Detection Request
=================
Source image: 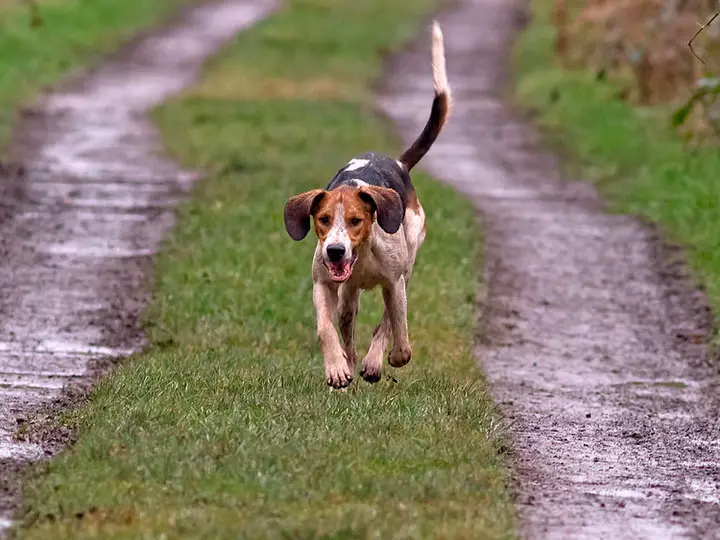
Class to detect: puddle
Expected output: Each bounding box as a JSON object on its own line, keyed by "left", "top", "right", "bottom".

{"left": 0, "top": 0, "right": 277, "bottom": 533}
{"left": 0, "top": 442, "right": 43, "bottom": 461}
{"left": 0, "top": 341, "right": 133, "bottom": 356}
{"left": 0, "top": 377, "right": 71, "bottom": 391}
{"left": 686, "top": 479, "right": 720, "bottom": 505}
{"left": 40, "top": 244, "right": 157, "bottom": 258}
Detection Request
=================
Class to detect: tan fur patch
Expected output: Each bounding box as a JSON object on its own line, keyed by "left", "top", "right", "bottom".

{"left": 406, "top": 190, "right": 427, "bottom": 235}
{"left": 406, "top": 189, "right": 420, "bottom": 211}
{"left": 312, "top": 187, "right": 374, "bottom": 249}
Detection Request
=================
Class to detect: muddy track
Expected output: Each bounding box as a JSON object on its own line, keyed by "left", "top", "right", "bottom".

{"left": 381, "top": 0, "right": 720, "bottom": 537}
{"left": 0, "top": 0, "right": 276, "bottom": 532}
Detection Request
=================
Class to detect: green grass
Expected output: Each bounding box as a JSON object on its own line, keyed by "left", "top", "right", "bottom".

{"left": 515, "top": 0, "right": 720, "bottom": 341}
{"left": 0, "top": 0, "right": 197, "bottom": 149}
{"left": 16, "top": 0, "right": 516, "bottom": 538}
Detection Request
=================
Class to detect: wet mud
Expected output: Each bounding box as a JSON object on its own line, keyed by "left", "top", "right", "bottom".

{"left": 0, "top": 0, "right": 276, "bottom": 532}
{"left": 381, "top": 0, "right": 720, "bottom": 537}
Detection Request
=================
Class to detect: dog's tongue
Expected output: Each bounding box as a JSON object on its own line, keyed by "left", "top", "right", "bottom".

{"left": 329, "top": 260, "right": 352, "bottom": 281}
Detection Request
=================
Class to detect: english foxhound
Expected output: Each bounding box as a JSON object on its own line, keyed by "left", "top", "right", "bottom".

{"left": 283, "top": 22, "right": 452, "bottom": 388}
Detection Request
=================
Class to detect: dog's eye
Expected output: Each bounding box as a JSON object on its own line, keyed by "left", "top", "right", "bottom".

{"left": 350, "top": 218, "right": 363, "bottom": 227}
{"left": 318, "top": 216, "right": 330, "bottom": 226}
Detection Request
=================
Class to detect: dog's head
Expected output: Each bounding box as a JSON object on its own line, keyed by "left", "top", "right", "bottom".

{"left": 284, "top": 185, "right": 404, "bottom": 282}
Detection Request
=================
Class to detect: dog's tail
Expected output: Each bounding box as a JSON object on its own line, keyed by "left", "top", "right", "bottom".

{"left": 398, "top": 21, "right": 453, "bottom": 171}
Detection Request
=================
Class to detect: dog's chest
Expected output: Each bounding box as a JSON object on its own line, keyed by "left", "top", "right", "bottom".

{"left": 350, "top": 225, "right": 409, "bottom": 289}
{"left": 349, "top": 256, "right": 385, "bottom": 289}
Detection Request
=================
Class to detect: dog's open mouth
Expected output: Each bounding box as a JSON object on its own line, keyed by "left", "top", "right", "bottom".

{"left": 325, "top": 253, "right": 357, "bottom": 282}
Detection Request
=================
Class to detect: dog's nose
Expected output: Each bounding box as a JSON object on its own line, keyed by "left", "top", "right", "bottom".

{"left": 326, "top": 243, "right": 346, "bottom": 262}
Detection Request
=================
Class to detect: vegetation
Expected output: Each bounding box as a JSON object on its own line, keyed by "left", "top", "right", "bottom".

{"left": 0, "top": 0, "right": 194, "bottom": 149}
{"left": 517, "top": 0, "right": 720, "bottom": 343}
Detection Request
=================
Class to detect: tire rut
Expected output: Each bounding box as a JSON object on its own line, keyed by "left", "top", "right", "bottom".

{"left": 380, "top": 0, "right": 720, "bottom": 538}
{"left": 0, "top": 0, "right": 276, "bottom": 533}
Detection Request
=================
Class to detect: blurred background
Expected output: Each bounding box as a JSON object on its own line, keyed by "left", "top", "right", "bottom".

{"left": 552, "top": 0, "right": 720, "bottom": 135}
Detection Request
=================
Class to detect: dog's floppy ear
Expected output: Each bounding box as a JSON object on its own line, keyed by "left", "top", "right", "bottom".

{"left": 358, "top": 186, "right": 404, "bottom": 234}
{"left": 284, "top": 189, "right": 326, "bottom": 241}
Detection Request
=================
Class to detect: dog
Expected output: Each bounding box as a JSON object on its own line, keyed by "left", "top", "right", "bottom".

{"left": 283, "top": 21, "right": 452, "bottom": 388}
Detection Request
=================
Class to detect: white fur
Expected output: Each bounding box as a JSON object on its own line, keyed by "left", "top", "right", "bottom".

{"left": 323, "top": 202, "right": 352, "bottom": 264}
{"left": 344, "top": 158, "right": 369, "bottom": 172}
{"left": 432, "top": 21, "right": 452, "bottom": 112}
{"left": 349, "top": 178, "right": 369, "bottom": 187}
{"left": 403, "top": 205, "right": 426, "bottom": 271}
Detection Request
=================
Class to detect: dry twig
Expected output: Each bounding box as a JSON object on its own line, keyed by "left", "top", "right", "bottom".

{"left": 689, "top": 11, "right": 719, "bottom": 64}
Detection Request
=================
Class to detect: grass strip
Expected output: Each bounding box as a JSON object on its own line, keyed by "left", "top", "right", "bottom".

{"left": 0, "top": 0, "right": 196, "bottom": 150}
{"left": 18, "top": 0, "right": 516, "bottom": 538}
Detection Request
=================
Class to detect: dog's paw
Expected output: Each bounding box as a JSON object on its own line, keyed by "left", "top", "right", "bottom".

{"left": 388, "top": 344, "right": 412, "bottom": 368}
{"left": 360, "top": 361, "right": 382, "bottom": 383}
{"left": 326, "top": 363, "right": 354, "bottom": 389}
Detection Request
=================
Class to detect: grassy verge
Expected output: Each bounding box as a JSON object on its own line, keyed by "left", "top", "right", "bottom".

{"left": 0, "top": 0, "right": 196, "bottom": 149}
{"left": 17, "top": 0, "right": 516, "bottom": 538}
{"left": 515, "top": 0, "right": 720, "bottom": 341}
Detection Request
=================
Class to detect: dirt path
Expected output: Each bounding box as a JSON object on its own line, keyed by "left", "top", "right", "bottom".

{"left": 0, "top": 0, "right": 276, "bottom": 532}
{"left": 381, "top": 0, "right": 720, "bottom": 537}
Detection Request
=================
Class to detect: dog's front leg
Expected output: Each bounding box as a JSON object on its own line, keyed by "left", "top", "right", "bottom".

{"left": 361, "top": 269, "right": 416, "bottom": 382}
{"left": 384, "top": 276, "right": 412, "bottom": 368}
{"left": 337, "top": 285, "right": 359, "bottom": 373}
{"left": 313, "top": 281, "right": 353, "bottom": 388}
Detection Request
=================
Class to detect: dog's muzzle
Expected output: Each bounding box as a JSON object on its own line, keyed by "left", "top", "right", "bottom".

{"left": 324, "top": 243, "right": 356, "bottom": 282}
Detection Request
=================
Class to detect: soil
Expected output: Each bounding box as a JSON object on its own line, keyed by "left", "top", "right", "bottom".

{"left": 380, "top": 0, "right": 720, "bottom": 538}
{"left": 0, "top": 0, "right": 277, "bottom": 533}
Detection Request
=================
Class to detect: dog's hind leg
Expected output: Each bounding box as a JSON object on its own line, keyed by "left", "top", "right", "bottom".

{"left": 338, "top": 285, "right": 359, "bottom": 373}
{"left": 314, "top": 281, "right": 354, "bottom": 388}
{"left": 385, "top": 276, "right": 412, "bottom": 368}
{"left": 360, "top": 310, "right": 389, "bottom": 383}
